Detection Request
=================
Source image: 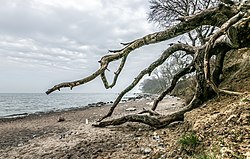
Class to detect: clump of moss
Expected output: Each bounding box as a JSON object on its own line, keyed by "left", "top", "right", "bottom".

{"left": 178, "top": 132, "right": 200, "bottom": 155}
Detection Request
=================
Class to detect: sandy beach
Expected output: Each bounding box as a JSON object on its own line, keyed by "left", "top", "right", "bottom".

{"left": 0, "top": 96, "right": 185, "bottom": 159}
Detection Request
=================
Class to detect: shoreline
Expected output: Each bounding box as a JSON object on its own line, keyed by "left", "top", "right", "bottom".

{"left": 0, "top": 101, "right": 110, "bottom": 122}
{"left": 0, "top": 93, "right": 155, "bottom": 120}
{"left": 0, "top": 95, "right": 184, "bottom": 158}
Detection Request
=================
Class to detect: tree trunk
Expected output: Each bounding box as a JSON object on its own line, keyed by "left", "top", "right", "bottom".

{"left": 47, "top": 2, "right": 250, "bottom": 128}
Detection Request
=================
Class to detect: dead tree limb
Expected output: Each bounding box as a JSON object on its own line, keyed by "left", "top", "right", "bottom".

{"left": 98, "top": 44, "right": 196, "bottom": 121}
{"left": 101, "top": 55, "right": 128, "bottom": 89}
{"left": 204, "top": 11, "right": 245, "bottom": 95}
{"left": 93, "top": 113, "right": 184, "bottom": 128}
{"left": 46, "top": 5, "right": 236, "bottom": 95}
{"left": 93, "top": 96, "right": 202, "bottom": 128}
{"left": 151, "top": 63, "right": 196, "bottom": 111}
{"left": 47, "top": 2, "right": 249, "bottom": 128}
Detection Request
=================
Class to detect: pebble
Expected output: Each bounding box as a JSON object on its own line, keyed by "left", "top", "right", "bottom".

{"left": 114, "top": 144, "right": 122, "bottom": 148}
{"left": 58, "top": 116, "right": 65, "bottom": 122}
{"left": 152, "top": 135, "right": 161, "bottom": 142}
{"left": 17, "top": 143, "right": 24, "bottom": 147}
{"left": 126, "top": 107, "right": 137, "bottom": 111}
{"left": 141, "top": 147, "right": 152, "bottom": 154}
{"left": 158, "top": 143, "right": 165, "bottom": 148}
{"left": 59, "top": 134, "right": 65, "bottom": 139}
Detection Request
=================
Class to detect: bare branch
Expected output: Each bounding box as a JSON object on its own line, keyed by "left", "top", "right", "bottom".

{"left": 120, "top": 40, "right": 135, "bottom": 46}
{"left": 46, "top": 5, "right": 236, "bottom": 95}
{"left": 98, "top": 44, "right": 196, "bottom": 121}
{"left": 151, "top": 63, "right": 195, "bottom": 111}
{"left": 138, "top": 108, "right": 161, "bottom": 116}
{"left": 46, "top": 61, "right": 109, "bottom": 95}
{"left": 101, "top": 55, "right": 128, "bottom": 89}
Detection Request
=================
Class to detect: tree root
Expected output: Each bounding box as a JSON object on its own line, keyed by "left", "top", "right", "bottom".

{"left": 46, "top": 3, "right": 249, "bottom": 128}
{"left": 151, "top": 63, "right": 195, "bottom": 111}
{"left": 93, "top": 113, "right": 184, "bottom": 129}
{"left": 138, "top": 108, "right": 161, "bottom": 116}
{"left": 93, "top": 95, "right": 202, "bottom": 128}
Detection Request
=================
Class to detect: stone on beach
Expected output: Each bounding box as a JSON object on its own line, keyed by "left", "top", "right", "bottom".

{"left": 125, "top": 107, "right": 137, "bottom": 111}
{"left": 58, "top": 116, "right": 65, "bottom": 122}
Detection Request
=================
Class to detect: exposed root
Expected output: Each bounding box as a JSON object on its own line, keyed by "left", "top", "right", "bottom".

{"left": 138, "top": 108, "right": 161, "bottom": 116}
{"left": 46, "top": 3, "right": 249, "bottom": 128}
{"left": 93, "top": 95, "right": 203, "bottom": 128}
{"left": 203, "top": 12, "right": 245, "bottom": 96}
{"left": 93, "top": 113, "right": 184, "bottom": 129}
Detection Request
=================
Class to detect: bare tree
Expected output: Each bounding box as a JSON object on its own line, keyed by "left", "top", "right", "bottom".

{"left": 140, "top": 0, "right": 219, "bottom": 94}
{"left": 47, "top": 0, "right": 250, "bottom": 128}
{"left": 139, "top": 77, "right": 165, "bottom": 93}
{"left": 148, "top": 0, "right": 219, "bottom": 45}
{"left": 140, "top": 51, "right": 193, "bottom": 94}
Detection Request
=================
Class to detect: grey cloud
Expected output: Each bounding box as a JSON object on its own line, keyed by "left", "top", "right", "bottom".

{"left": 0, "top": 0, "right": 170, "bottom": 93}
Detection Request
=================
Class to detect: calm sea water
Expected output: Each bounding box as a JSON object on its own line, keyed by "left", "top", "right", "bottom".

{"left": 0, "top": 93, "right": 120, "bottom": 118}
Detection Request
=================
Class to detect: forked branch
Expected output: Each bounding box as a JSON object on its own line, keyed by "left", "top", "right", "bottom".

{"left": 46, "top": 5, "right": 235, "bottom": 95}
{"left": 151, "top": 63, "right": 196, "bottom": 111}
{"left": 101, "top": 55, "right": 128, "bottom": 89}
{"left": 98, "top": 44, "right": 196, "bottom": 121}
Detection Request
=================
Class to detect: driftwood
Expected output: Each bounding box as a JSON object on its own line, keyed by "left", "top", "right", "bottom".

{"left": 47, "top": 1, "right": 250, "bottom": 128}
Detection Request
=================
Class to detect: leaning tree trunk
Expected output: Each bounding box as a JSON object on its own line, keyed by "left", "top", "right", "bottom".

{"left": 47, "top": 1, "right": 250, "bottom": 128}
{"left": 93, "top": 11, "right": 250, "bottom": 128}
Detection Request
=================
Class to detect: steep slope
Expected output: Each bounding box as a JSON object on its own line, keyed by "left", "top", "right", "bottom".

{"left": 185, "top": 47, "right": 250, "bottom": 158}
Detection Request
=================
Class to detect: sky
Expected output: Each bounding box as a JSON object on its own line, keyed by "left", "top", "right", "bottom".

{"left": 0, "top": 0, "right": 173, "bottom": 93}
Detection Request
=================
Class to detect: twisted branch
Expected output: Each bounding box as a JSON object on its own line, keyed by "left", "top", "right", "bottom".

{"left": 46, "top": 5, "right": 235, "bottom": 95}
{"left": 203, "top": 11, "right": 245, "bottom": 95}
{"left": 93, "top": 112, "right": 184, "bottom": 128}
{"left": 101, "top": 55, "right": 128, "bottom": 89}
{"left": 98, "top": 44, "right": 196, "bottom": 121}
{"left": 151, "top": 63, "right": 196, "bottom": 111}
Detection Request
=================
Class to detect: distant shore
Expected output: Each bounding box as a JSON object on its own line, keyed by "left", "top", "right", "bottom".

{"left": 0, "top": 93, "right": 154, "bottom": 120}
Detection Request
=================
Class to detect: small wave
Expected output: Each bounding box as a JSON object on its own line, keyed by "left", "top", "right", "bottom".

{"left": 2, "top": 113, "right": 29, "bottom": 118}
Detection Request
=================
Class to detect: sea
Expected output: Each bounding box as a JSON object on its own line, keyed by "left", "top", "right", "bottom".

{"left": 0, "top": 93, "right": 123, "bottom": 118}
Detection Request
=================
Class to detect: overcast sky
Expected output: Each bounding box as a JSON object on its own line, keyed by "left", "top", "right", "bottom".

{"left": 0, "top": 0, "right": 173, "bottom": 93}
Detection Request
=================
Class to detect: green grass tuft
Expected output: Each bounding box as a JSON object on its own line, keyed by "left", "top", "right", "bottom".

{"left": 178, "top": 132, "right": 200, "bottom": 155}
{"left": 196, "top": 154, "right": 216, "bottom": 159}
{"left": 178, "top": 133, "right": 200, "bottom": 149}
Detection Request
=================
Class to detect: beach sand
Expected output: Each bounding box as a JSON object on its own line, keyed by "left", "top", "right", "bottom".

{"left": 0, "top": 96, "right": 184, "bottom": 159}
